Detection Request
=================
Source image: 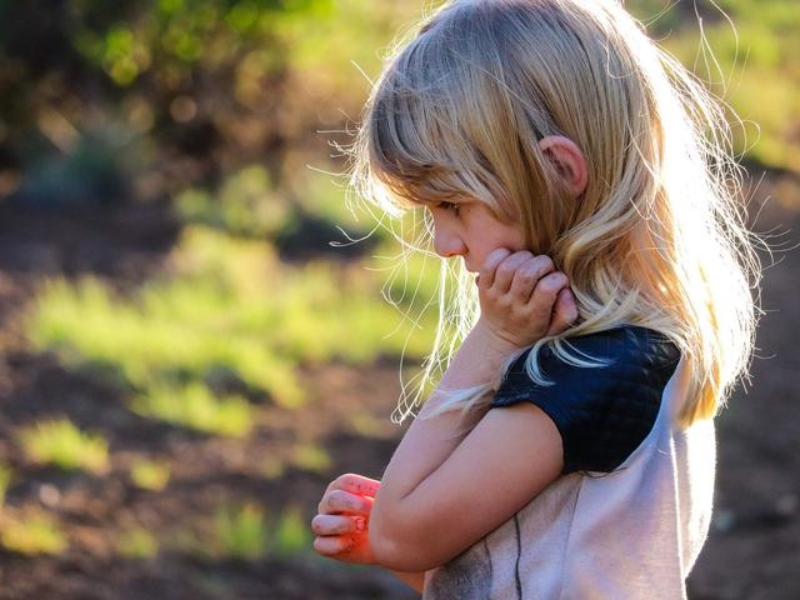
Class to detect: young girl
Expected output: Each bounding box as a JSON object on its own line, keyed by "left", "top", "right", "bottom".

{"left": 312, "top": 0, "right": 759, "bottom": 597}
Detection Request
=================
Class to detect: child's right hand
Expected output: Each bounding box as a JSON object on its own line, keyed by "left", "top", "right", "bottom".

{"left": 476, "top": 248, "right": 577, "bottom": 349}
{"left": 311, "top": 473, "right": 380, "bottom": 565}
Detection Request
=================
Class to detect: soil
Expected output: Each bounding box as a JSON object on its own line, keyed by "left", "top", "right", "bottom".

{"left": 0, "top": 171, "right": 798, "bottom": 599}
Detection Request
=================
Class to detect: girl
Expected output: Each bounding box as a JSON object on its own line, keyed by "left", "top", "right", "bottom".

{"left": 312, "top": 0, "right": 760, "bottom": 598}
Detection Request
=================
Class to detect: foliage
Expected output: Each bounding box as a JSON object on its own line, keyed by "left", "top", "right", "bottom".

{"left": 0, "top": 0, "right": 427, "bottom": 207}
{"left": 289, "top": 443, "right": 332, "bottom": 474}
{"left": 130, "top": 459, "right": 171, "bottom": 491}
{"left": 132, "top": 384, "right": 253, "bottom": 438}
{"left": 175, "top": 165, "right": 290, "bottom": 238}
{"left": 212, "top": 503, "right": 269, "bottom": 560}
{"left": 0, "top": 463, "right": 11, "bottom": 505}
{"left": 205, "top": 502, "right": 310, "bottom": 560}
{"left": 628, "top": 0, "right": 800, "bottom": 172}
{"left": 29, "top": 225, "right": 440, "bottom": 429}
{"left": 117, "top": 526, "right": 160, "bottom": 559}
{"left": 0, "top": 511, "right": 68, "bottom": 556}
{"left": 19, "top": 419, "right": 109, "bottom": 474}
{"left": 272, "top": 506, "right": 311, "bottom": 558}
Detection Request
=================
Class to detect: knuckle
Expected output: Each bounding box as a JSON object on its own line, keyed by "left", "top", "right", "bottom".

{"left": 496, "top": 261, "right": 517, "bottom": 277}
{"left": 326, "top": 489, "right": 343, "bottom": 510}
{"left": 530, "top": 256, "right": 554, "bottom": 275}
{"left": 539, "top": 272, "right": 567, "bottom": 291}
{"left": 515, "top": 268, "right": 537, "bottom": 284}
{"left": 311, "top": 515, "right": 324, "bottom": 534}
{"left": 334, "top": 473, "right": 352, "bottom": 488}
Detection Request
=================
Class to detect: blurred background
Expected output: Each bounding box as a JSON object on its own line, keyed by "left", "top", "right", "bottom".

{"left": 0, "top": 0, "right": 797, "bottom": 598}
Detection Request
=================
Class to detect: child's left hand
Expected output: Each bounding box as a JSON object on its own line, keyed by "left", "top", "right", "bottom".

{"left": 311, "top": 473, "right": 380, "bottom": 565}
{"left": 476, "top": 248, "right": 577, "bottom": 349}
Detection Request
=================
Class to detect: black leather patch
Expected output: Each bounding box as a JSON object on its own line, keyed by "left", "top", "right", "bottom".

{"left": 491, "top": 327, "right": 680, "bottom": 474}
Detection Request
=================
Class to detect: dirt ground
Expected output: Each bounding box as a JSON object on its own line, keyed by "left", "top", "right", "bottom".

{"left": 0, "top": 171, "right": 798, "bottom": 599}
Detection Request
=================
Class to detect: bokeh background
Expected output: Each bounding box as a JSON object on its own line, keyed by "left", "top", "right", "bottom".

{"left": 0, "top": 1, "right": 797, "bottom": 598}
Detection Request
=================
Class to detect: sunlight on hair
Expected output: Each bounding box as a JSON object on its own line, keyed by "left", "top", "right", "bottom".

{"left": 346, "top": 0, "right": 762, "bottom": 426}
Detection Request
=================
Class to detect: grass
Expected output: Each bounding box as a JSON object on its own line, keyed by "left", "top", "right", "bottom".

{"left": 0, "top": 464, "right": 11, "bottom": 505}
{"left": 116, "top": 526, "right": 159, "bottom": 559}
{"left": 289, "top": 443, "right": 332, "bottom": 474}
{"left": 272, "top": 506, "right": 311, "bottom": 559}
{"left": 211, "top": 503, "right": 312, "bottom": 560}
{"left": 130, "top": 459, "right": 171, "bottom": 491}
{"left": 169, "top": 501, "right": 313, "bottom": 562}
{"left": 0, "top": 511, "right": 68, "bottom": 556}
{"left": 19, "top": 419, "right": 109, "bottom": 474}
{"left": 175, "top": 165, "right": 291, "bottom": 239}
{"left": 131, "top": 384, "right": 253, "bottom": 438}
{"left": 28, "top": 225, "right": 440, "bottom": 434}
{"left": 212, "top": 503, "right": 269, "bottom": 560}
{"left": 629, "top": 0, "right": 800, "bottom": 173}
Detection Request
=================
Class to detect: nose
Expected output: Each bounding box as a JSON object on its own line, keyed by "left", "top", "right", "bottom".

{"left": 432, "top": 220, "right": 466, "bottom": 259}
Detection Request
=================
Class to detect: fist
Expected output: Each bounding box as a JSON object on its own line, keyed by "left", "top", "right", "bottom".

{"left": 476, "top": 249, "right": 577, "bottom": 348}
{"left": 311, "top": 473, "right": 380, "bottom": 565}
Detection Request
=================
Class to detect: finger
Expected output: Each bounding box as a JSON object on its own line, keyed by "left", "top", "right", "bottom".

{"left": 311, "top": 514, "right": 366, "bottom": 537}
{"left": 313, "top": 534, "right": 357, "bottom": 557}
{"left": 325, "top": 473, "right": 381, "bottom": 498}
{"left": 478, "top": 248, "right": 512, "bottom": 290}
{"left": 319, "top": 489, "right": 375, "bottom": 515}
{"left": 528, "top": 271, "right": 569, "bottom": 322}
{"left": 490, "top": 251, "right": 534, "bottom": 293}
{"left": 509, "top": 255, "right": 555, "bottom": 301}
{"left": 546, "top": 288, "right": 579, "bottom": 336}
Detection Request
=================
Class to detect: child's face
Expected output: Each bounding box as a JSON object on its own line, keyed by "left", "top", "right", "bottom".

{"left": 427, "top": 199, "right": 527, "bottom": 272}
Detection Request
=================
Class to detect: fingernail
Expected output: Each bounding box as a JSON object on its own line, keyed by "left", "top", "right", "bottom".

{"left": 355, "top": 517, "right": 366, "bottom": 532}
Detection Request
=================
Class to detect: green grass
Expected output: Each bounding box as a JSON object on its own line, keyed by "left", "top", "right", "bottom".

{"left": 630, "top": 0, "right": 800, "bottom": 173}
{"left": 289, "top": 443, "right": 332, "bottom": 474}
{"left": 0, "top": 464, "right": 11, "bottom": 505}
{"left": 130, "top": 459, "right": 171, "bottom": 491}
{"left": 0, "top": 511, "right": 68, "bottom": 556}
{"left": 272, "top": 506, "right": 311, "bottom": 559}
{"left": 212, "top": 503, "right": 269, "bottom": 560}
{"left": 28, "top": 226, "right": 440, "bottom": 430}
{"left": 170, "top": 501, "right": 313, "bottom": 562}
{"left": 117, "top": 526, "right": 159, "bottom": 559}
{"left": 175, "top": 165, "right": 291, "bottom": 238}
{"left": 19, "top": 419, "right": 109, "bottom": 474}
{"left": 132, "top": 384, "right": 253, "bottom": 438}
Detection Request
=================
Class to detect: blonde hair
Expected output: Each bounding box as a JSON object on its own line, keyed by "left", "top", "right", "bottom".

{"left": 351, "top": 0, "right": 760, "bottom": 426}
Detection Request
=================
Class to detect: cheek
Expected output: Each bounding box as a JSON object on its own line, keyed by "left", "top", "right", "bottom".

{"left": 500, "top": 225, "right": 528, "bottom": 252}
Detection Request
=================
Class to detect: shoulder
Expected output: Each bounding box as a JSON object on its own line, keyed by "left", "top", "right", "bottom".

{"left": 491, "top": 326, "right": 680, "bottom": 474}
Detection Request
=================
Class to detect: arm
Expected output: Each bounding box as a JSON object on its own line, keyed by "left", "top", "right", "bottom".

{"left": 368, "top": 250, "right": 575, "bottom": 573}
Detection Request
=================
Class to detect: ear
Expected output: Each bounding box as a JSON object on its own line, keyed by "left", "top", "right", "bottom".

{"left": 538, "top": 135, "right": 588, "bottom": 197}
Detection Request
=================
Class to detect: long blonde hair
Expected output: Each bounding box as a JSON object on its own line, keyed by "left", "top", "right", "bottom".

{"left": 351, "top": 0, "right": 760, "bottom": 426}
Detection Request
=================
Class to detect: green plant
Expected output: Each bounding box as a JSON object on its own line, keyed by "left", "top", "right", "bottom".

{"left": 289, "top": 443, "right": 332, "bottom": 474}
{"left": 131, "top": 384, "right": 253, "bottom": 438}
{"left": 628, "top": 0, "right": 800, "bottom": 173}
{"left": 19, "top": 419, "right": 109, "bottom": 474}
{"left": 213, "top": 503, "right": 268, "bottom": 560}
{"left": 273, "top": 506, "right": 311, "bottom": 558}
{"left": 117, "top": 526, "right": 159, "bottom": 559}
{"left": 130, "top": 459, "right": 171, "bottom": 491}
{"left": 175, "top": 165, "right": 291, "bottom": 238}
{"left": 28, "top": 225, "right": 441, "bottom": 423}
{"left": 0, "top": 511, "right": 68, "bottom": 556}
{"left": 0, "top": 464, "right": 12, "bottom": 505}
